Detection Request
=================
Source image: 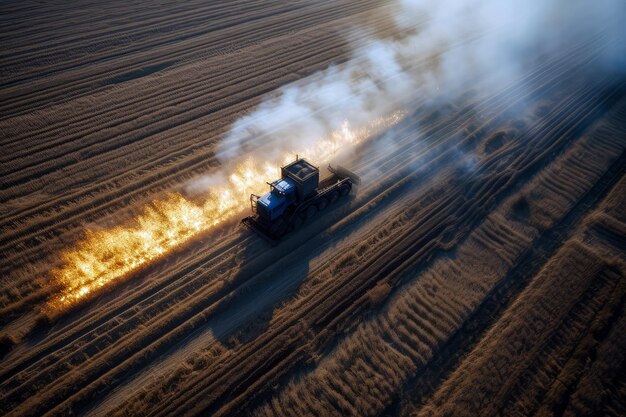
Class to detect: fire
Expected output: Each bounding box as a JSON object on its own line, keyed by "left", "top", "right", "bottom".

{"left": 46, "top": 113, "right": 405, "bottom": 312}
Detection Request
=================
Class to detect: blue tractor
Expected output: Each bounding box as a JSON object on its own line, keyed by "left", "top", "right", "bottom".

{"left": 242, "top": 157, "right": 360, "bottom": 242}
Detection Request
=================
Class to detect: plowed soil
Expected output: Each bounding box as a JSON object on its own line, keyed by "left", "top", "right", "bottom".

{"left": 1, "top": 1, "right": 624, "bottom": 416}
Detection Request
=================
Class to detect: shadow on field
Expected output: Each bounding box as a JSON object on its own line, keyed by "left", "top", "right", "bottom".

{"left": 203, "top": 200, "right": 362, "bottom": 347}
{"left": 205, "top": 237, "right": 312, "bottom": 348}
{"left": 203, "top": 185, "right": 396, "bottom": 348}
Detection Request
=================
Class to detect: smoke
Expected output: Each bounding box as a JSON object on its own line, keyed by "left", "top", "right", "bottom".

{"left": 185, "top": 171, "right": 227, "bottom": 195}
{"left": 187, "top": 0, "right": 625, "bottom": 195}
{"left": 47, "top": 0, "right": 624, "bottom": 312}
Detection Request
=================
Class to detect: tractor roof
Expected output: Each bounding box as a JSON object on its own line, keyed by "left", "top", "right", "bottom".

{"left": 282, "top": 158, "right": 318, "bottom": 181}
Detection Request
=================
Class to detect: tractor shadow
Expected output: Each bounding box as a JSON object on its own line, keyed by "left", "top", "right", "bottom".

{"left": 205, "top": 194, "right": 358, "bottom": 348}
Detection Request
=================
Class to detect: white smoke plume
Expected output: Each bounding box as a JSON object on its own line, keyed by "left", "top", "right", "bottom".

{"left": 187, "top": 0, "right": 625, "bottom": 194}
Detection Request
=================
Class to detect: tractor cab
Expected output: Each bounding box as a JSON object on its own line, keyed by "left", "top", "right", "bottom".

{"left": 243, "top": 157, "right": 360, "bottom": 243}
{"left": 255, "top": 177, "right": 297, "bottom": 221}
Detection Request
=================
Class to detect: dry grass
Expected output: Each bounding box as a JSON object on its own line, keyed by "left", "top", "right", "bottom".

{"left": 1, "top": 2, "right": 625, "bottom": 416}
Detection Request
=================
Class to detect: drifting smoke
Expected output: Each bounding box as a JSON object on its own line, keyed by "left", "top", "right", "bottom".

{"left": 49, "top": 0, "right": 625, "bottom": 311}
{"left": 188, "top": 0, "right": 624, "bottom": 193}
{"left": 47, "top": 116, "right": 401, "bottom": 312}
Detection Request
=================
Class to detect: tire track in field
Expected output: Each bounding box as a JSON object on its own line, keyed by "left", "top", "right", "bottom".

{"left": 0, "top": 33, "right": 596, "bottom": 302}
{"left": 143, "top": 77, "right": 623, "bottom": 417}
{"left": 243, "top": 87, "right": 624, "bottom": 415}
{"left": 1, "top": 51, "right": 600, "bottom": 416}
{"left": 1, "top": 12, "right": 620, "bottom": 416}
{"left": 0, "top": 6, "right": 400, "bottom": 277}
{"left": 0, "top": 32, "right": 596, "bottom": 326}
{"left": 98, "top": 65, "right": 620, "bottom": 416}
{"left": 0, "top": 11, "right": 396, "bottom": 183}
{"left": 389, "top": 118, "right": 626, "bottom": 417}
{"left": 0, "top": 0, "right": 385, "bottom": 119}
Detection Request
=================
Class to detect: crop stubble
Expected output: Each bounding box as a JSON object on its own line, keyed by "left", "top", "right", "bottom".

{"left": 0, "top": 1, "right": 624, "bottom": 417}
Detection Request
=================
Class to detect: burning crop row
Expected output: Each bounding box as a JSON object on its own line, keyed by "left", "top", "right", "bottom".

{"left": 46, "top": 113, "right": 404, "bottom": 312}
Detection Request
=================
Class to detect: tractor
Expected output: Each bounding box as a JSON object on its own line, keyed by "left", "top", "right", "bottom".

{"left": 242, "top": 157, "right": 360, "bottom": 242}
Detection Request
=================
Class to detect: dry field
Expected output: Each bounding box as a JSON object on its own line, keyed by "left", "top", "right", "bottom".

{"left": 1, "top": 1, "right": 625, "bottom": 416}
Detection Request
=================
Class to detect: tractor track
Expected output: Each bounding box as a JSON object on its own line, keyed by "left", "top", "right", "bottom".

{"left": 116, "top": 60, "right": 621, "bottom": 417}
{"left": 385, "top": 132, "right": 626, "bottom": 417}
{"left": 0, "top": 31, "right": 602, "bottom": 315}
{"left": 1, "top": 2, "right": 624, "bottom": 416}
{"left": 1, "top": 45, "right": 609, "bottom": 417}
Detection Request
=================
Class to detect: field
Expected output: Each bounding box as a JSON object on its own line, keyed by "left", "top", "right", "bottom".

{"left": 1, "top": 1, "right": 625, "bottom": 416}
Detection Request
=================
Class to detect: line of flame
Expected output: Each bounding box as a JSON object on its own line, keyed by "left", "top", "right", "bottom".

{"left": 46, "top": 113, "right": 405, "bottom": 312}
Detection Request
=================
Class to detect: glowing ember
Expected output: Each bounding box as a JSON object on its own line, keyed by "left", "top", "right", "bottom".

{"left": 46, "top": 113, "right": 405, "bottom": 311}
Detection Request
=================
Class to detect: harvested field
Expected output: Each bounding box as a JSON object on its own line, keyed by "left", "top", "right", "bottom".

{"left": 1, "top": 1, "right": 625, "bottom": 416}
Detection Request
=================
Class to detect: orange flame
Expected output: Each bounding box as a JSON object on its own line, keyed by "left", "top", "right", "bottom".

{"left": 46, "top": 113, "right": 405, "bottom": 311}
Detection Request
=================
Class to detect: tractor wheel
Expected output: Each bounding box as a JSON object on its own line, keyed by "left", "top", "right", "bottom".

{"left": 291, "top": 214, "right": 303, "bottom": 230}
{"left": 270, "top": 219, "right": 288, "bottom": 237}
{"left": 328, "top": 190, "right": 339, "bottom": 204}
{"left": 339, "top": 182, "right": 352, "bottom": 196}
{"left": 317, "top": 198, "right": 328, "bottom": 211}
{"left": 305, "top": 205, "right": 317, "bottom": 221}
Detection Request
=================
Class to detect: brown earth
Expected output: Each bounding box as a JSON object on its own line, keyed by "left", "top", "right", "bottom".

{"left": 1, "top": 1, "right": 624, "bottom": 416}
